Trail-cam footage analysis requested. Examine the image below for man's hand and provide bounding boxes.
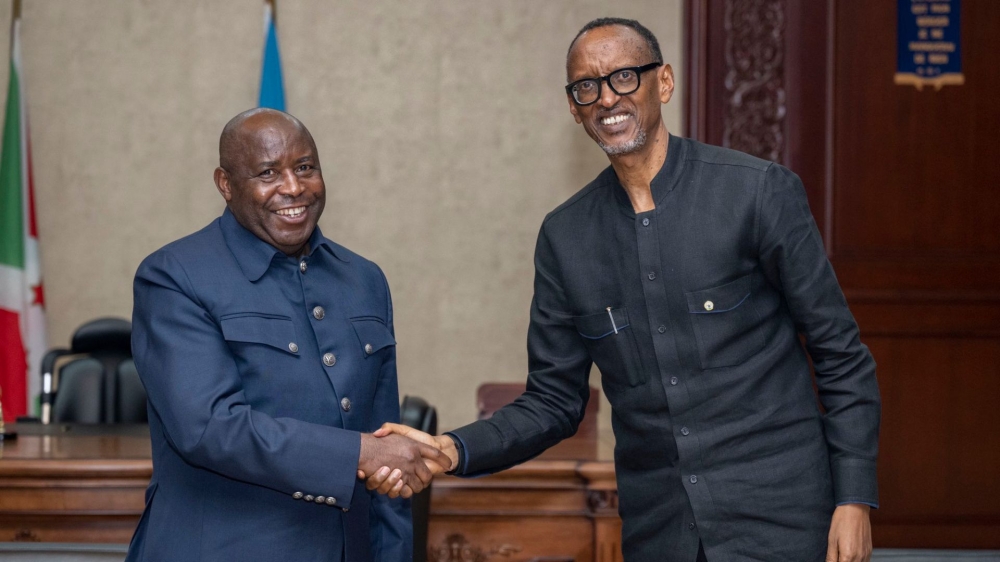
[826,504,872,562]
[357,432,452,500]
[357,423,459,497]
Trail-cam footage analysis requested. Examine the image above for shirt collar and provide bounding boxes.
[220,207,349,282]
[611,134,687,216]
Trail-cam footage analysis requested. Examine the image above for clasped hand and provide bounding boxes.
[356,424,458,499]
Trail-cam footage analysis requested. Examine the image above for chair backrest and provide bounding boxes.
[49,318,147,424]
[477,383,600,440]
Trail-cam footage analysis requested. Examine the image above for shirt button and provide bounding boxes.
[288,342,299,353]
[341,397,352,412]
[292,491,303,500]
[689,475,698,484]
[304,495,315,502]
[642,218,650,226]
[688,522,696,530]
[325,497,337,506]
[704,300,714,311]
[313,306,325,320]
[681,427,690,436]
[657,325,667,334]
[364,343,374,355]
[648,272,656,280]
[670,376,678,386]
[323,353,336,367]
[299,260,307,273]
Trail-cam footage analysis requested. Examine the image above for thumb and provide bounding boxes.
[826,537,839,562]
[374,422,414,439]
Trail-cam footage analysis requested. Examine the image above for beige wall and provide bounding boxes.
[0,0,684,432]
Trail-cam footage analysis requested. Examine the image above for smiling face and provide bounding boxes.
[214,111,326,256]
[566,25,673,157]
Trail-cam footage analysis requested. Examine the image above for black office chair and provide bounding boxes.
[400,395,437,562]
[39,317,147,424]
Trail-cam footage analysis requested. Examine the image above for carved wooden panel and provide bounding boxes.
[722,0,786,162]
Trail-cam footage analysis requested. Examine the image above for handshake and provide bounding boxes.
[356,423,459,499]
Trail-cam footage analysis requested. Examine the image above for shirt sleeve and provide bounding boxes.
[367,267,413,560]
[757,163,881,507]
[448,222,594,476]
[132,249,361,507]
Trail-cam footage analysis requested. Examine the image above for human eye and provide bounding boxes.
[296,164,313,173]
[615,70,634,81]
[258,169,276,179]
[575,80,597,93]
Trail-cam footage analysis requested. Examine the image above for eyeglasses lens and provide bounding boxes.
[573,80,599,105]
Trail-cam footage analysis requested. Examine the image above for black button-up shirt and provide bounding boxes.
[450,136,880,562]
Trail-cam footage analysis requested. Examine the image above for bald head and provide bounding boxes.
[213,108,326,256]
[219,108,315,173]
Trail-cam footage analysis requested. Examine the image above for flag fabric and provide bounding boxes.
[0,17,46,423]
[258,1,285,111]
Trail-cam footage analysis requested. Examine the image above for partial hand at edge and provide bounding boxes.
[358,423,459,497]
[826,504,872,562]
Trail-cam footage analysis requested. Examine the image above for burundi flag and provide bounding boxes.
[0,15,46,422]
[258,0,286,111]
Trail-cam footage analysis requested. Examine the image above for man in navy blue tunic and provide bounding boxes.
[126,108,449,562]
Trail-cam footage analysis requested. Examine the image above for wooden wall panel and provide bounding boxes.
[686,0,1000,548]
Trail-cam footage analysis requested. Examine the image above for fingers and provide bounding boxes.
[400,485,414,499]
[387,477,405,499]
[377,468,403,495]
[366,466,391,491]
[375,423,438,448]
[418,442,452,471]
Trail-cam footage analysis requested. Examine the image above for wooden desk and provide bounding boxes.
[0,424,621,561]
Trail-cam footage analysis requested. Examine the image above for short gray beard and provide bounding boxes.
[599,128,647,156]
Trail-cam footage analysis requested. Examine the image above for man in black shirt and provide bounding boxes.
[366,18,879,562]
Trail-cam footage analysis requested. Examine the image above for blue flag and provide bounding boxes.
[258,2,285,110]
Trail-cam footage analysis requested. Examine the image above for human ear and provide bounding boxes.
[659,64,675,104]
[214,167,233,202]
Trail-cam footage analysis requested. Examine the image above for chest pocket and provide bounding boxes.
[350,317,396,359]
[220,313,298,354]
[573,307,646,387]
[685,273,764,370]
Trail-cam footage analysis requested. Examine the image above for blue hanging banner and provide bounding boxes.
[895,0,963,90]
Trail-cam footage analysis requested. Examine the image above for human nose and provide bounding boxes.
[598,78,621,108]
[276,169,304,197]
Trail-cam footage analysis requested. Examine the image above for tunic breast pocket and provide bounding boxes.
[219,313,299,370]
[685,273,764,370]
[573,307,646,388]
[350,317,396,363]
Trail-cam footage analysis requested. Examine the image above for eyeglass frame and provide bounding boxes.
[564,62,663,106]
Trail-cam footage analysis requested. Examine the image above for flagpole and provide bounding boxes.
[10,0,19,46]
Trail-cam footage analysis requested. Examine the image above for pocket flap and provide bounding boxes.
[573,307,631,340]
[220,313,297,353]
[685,274,751,314]
[351,317,396,355]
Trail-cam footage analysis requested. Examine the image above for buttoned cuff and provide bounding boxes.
[831,457,879,507]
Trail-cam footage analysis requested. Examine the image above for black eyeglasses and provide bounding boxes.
[565,62,662,106]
